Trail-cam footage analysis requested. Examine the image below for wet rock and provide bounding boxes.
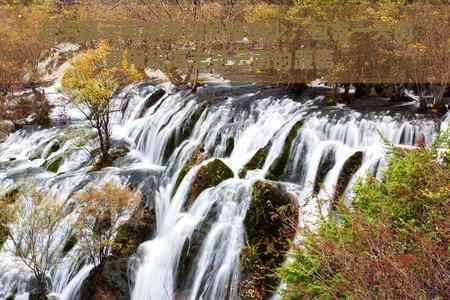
[138,88,166,118]
[224,136,235,157]
[78,257,130,300]
[111,201,156,258]
[88,143,130,172]
[162,103,207,163]
[313,147,336,194]
[62,233,77,256]
[239,180,299,300]
[173,145,205,196]
[44,156,63,173]
[0,224,7,249]
[185,159,233,209]
[239,142,272,178]
[334,151,363,202]
[177,200,222,290]
[266,120,303,180]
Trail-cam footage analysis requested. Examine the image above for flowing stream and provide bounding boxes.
[0,81,447,300]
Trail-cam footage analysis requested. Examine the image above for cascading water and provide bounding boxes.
[0,81,445,300]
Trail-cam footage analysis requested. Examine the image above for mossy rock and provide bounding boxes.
[266,120,303,180]
[111,202,156,258]
[138,88,166,118]
[239,142,272,178]
[0,224,8,249]
[239,180,299,300]
[324,95,337,106]
[173,145,205,196]
[44,156,63,173]
[313,148,336,194]
[162,103,207,163]
[334,151,363,203]
[88,145,130,172]
[185,159,233,210]
[78,257,129,300]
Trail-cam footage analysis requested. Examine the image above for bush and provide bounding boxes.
[75,182,141,265]
[279,144,450,299]
[1,185,68,298]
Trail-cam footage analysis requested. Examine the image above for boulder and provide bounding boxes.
[138,89,166,118]
[184,159,233,210]
[239,180,299,300]
[313,147,336,194]
[111,201,156,258]
[239,141,272,178]
[266,120,303,180]
[173,145,205,196]
[78,257,130,300]
[162,103,207,163]
[334,151,363,203]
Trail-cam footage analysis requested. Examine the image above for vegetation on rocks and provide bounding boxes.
[266,120,303,180]
[278,139,450,299]
[239,141,272,178]
[184,159,233,209]
[240,180,299,300]
[74,182,141,265]
[173,145,205,196]
[78,257,130,300]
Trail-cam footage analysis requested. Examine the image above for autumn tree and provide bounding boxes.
[1,186,68,298]
[74,182,141,265]
[61,45,143,164]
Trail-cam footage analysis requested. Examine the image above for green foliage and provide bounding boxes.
[279,145,450,299]
[432,129,450,168]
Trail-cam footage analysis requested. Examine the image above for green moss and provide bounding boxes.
[266,120,303,180]
[88,145,130,172]
[185,159,233,209]
[111,202,155,258]
[173,145,205,196]
[239,142,272,178]
[45,156,63,173]
[0,224,7,249]
[163,104,207,163]
[324,95,337,106]
[240,180,298,300]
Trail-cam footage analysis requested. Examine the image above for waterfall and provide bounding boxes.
[0,82,444,300]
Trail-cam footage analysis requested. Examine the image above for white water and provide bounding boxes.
[0,82,445,300]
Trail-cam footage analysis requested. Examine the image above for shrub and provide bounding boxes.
[1,185,68,298]
[279,145,450,299]
[74,182,141,265]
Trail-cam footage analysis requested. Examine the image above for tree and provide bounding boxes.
[61,44,143,165]
[1,186,68,298]
[74,182,141,265]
